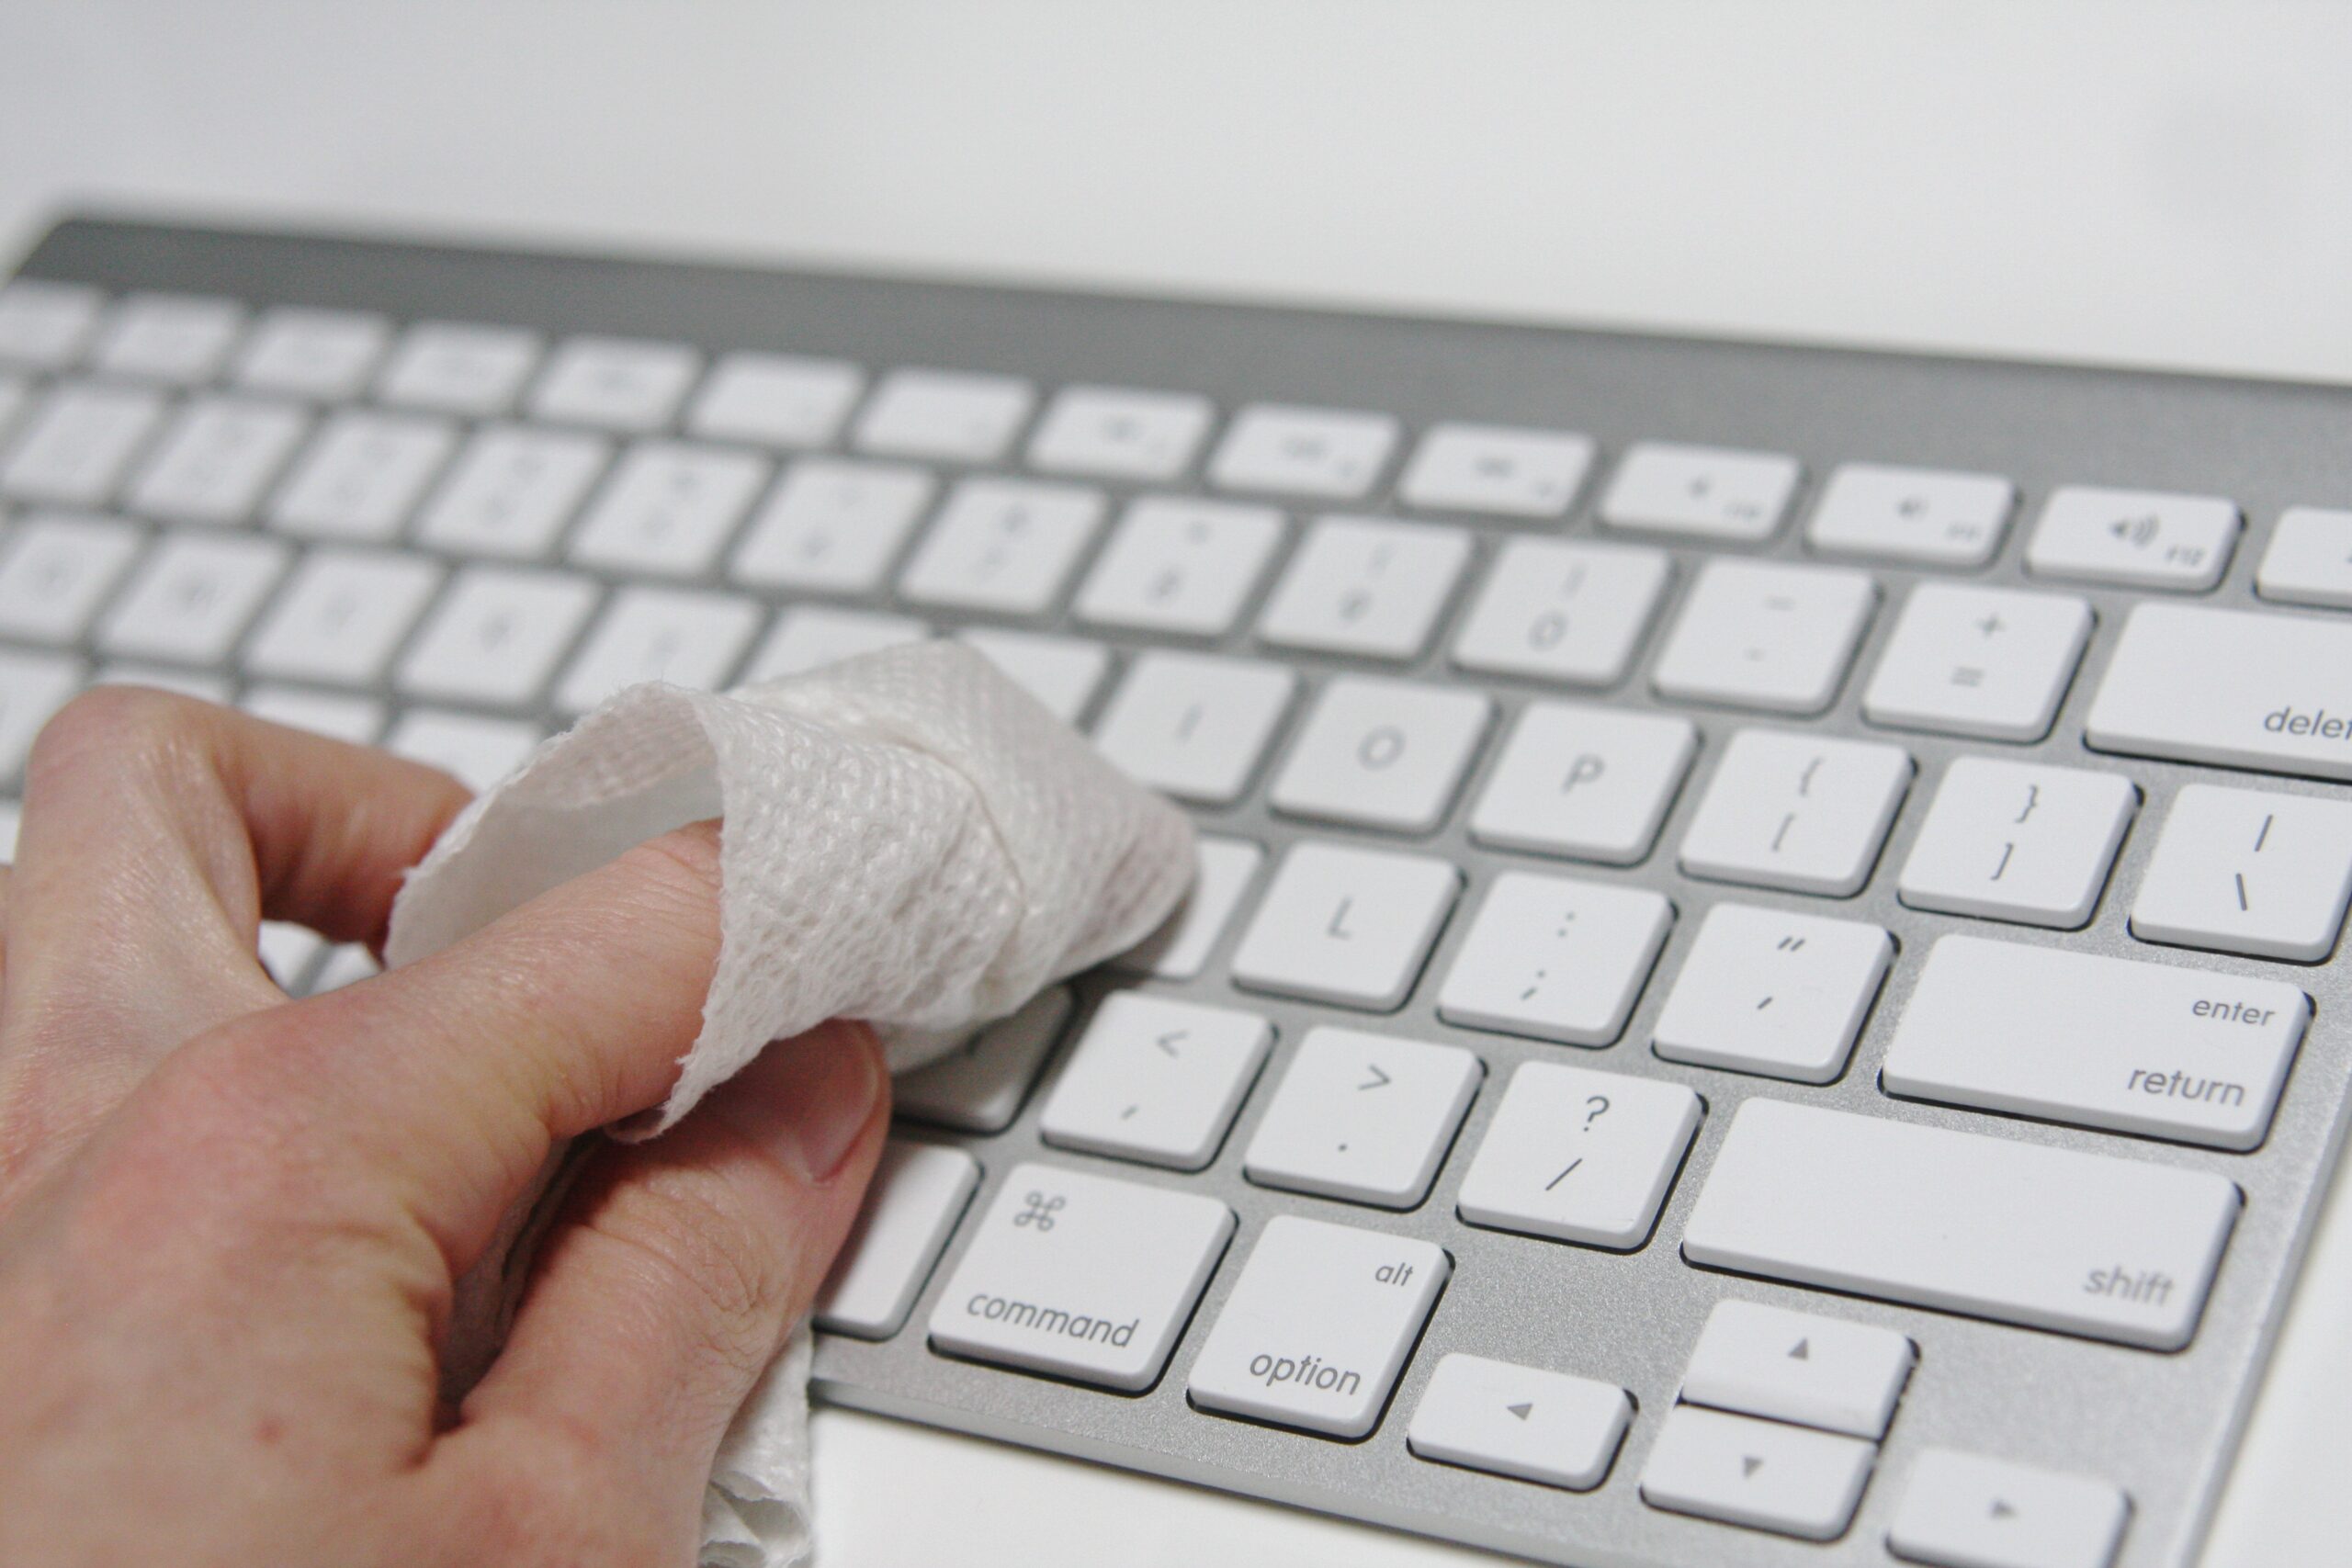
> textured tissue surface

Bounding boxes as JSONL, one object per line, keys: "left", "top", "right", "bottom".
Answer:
{"left": 382, "top": 641, "right": 1196, "bottom": 1567}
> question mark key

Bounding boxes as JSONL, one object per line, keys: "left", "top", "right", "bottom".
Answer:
{"left": 1457, "top": 1061, "right": 1703, "bottom": 1249}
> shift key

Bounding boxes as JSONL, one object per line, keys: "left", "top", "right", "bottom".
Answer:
{"left": 928, "top": 1163, "right": 1234, "bottom": 1391}
{"left": 1684, "top": 1100, "right": 2239, "bottom": 1350}
{"left": 2088, "top": 603, "right": 2352, "bottom": 781}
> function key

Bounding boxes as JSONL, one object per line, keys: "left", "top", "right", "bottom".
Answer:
{"left": 1806, "top": 461, "right": 2015, "bottom": 567}
{"left": 685, "top": 352, "right": 864, "bottom": 448}
{"left": 526, "top": 335, "right": 703, "bottom": 433}
{"left": 1207, "top": 403, "right": 1396, "bottom": 499}
{"left": 852, "top": 367, "right": 1035, "bottom": 463}
{"left": 1600, "top": 441, "right": 1800, "bottom": 543}
{"left": 2026, "top": 484, "right": 2240, "bottom": 591}
{"left": 1397, "top": 422, "right": 1593, "bottom": 518}
{"left": 232, "top": 308, "right": 392, "bottom": 400}
{"left": 2255, "top": 505, "right": 2352, "bottom": 609}
{"left": 1026, "top": 385, "right": 1215, "bottom": 481}
{"left": 0, "top": 280, "right": 106, "bottom": 369}
{"left": 89, "top": 293, "right": 245, "bottom": 384}
{"left": 378, "top": 321, "right": 542, "bottom": 416}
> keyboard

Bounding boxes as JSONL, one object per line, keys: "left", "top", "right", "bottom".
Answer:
{"left": 5, "top": 217, "right": 2350, "bottom": 1568}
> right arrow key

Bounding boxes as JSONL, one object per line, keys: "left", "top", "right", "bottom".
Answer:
{"left": 1888, "top": 1449, "right": 2130, "bottom": 1568}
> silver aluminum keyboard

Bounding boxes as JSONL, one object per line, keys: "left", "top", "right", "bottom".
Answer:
{"left": 6, "top": 217, "right": 2352, "bottom": 1568}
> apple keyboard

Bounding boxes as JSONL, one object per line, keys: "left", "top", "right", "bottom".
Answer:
{"left": 6, "top": 216, "right": 2352, "bottom": 1568}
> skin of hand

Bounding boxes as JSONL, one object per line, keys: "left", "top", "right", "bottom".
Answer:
{"left": 0, "top": 687, "right": 890, "bottom": 1568}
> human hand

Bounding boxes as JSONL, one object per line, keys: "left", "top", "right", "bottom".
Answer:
{"left": 0, "top": 688, "right": 888, "bottom": 1567}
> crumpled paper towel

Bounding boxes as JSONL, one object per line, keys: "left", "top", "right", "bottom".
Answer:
{"left": 381, "top": 639, "right": 1196, "bottom": 1567}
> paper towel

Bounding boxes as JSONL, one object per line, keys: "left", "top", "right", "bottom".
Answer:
{"left": 382, "top": 640, "right": 1197, "bottom": 1566}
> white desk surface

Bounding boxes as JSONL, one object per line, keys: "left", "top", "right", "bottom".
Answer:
{"left": 5, "top": 4, "right": 2349, "bottom": 1562}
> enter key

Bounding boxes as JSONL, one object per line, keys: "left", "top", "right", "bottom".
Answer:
{"left": 1882, "top": 934, "right": 2308, "bottom": 1151}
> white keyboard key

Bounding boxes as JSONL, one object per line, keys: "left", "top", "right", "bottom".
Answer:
{"left": 565, "top": 442, "right": 769, "bottom": 578}
{"left": 1091, "top": 651, "right": 1295, "bottom": 806}
{"left": 1242, "top": 1027, "right": 1480, "bottom": 1208}
{"left": 1600, "top": 442, "right": 1801, "bottom": 542}
{"left": 232, "top": 308, "right": 390, "bottom": 399}
{"left": 1639, "top": 1404, "right": 1874, "bottom": 1541}
{"left": 853, "top": 368, "right": 1034, "bottom": 463}
{"left": 897, "top": 478, "right": 1105, "bottom": 615}
{"left": 1207, "top": 404, "right": 1396, "bottom": 499}
{"left": 0, "top": 280, "right": 104, "bottom": 368}
{"left": 1679, "top": 729, "right": 1914, "bottom": 896}
{"left": 928, "top": 1161, "right": 1233, "bottom": 1392}
{"left": 1884, "top": 934, "right": 2306, "bottom": 1152}
{"left": 385, "top": 708, "right": 543, "bottom": 792}
{"left": 1468, "top": 703, "right": 1696, "bottom": 866}
{"left": 1652, "top": 904, "right": 1892, "bottom": 1083}
{"left": 1900, "top": 760, "right": 2135, "bottom": 928}
{"left": 307, "top": 943, "right": 383, "bottom": 994}
{"left": 243, "top": 549, "right": 445, "bottom": 686}
{"left": 266, "top": 411, "right": 457, "bottom": 542}
{"left": 1863, "top": 583, "right": 2093, "bottom": 742}
{"left": 1270, "top": 677, "right": 1490, "bottom": 833}
{"left": 956, "top": 628, "right": 1109, "bottom": 723}
{"left": 1118, "top": 836, "right": 1262, "bottom": 981}
{"left": 0, "top": 649, "right": 87, "bottom": 775}
{"left": 1230, "top": 841, "right": 1458, "bottom": 1010}
{"left": 526, "top": 335, "right": 701, "bottom": 433}
{"left": 1455, "top": 1061, "right": 1700, "bottom": 1248}
{"left": 814, "top": 1140, "right": 980, "bottom": 1339}
{"left": 1026, "top": 385, "right": 1215, "bottom": 481}
{"left": 1040, "top": 993, "right": 1272, "bottom": 1169}
{"left": 1680, "top": 1301, "right": 1915, "bottom": 1439}
{"left": 1450, "top": 538, "right": 1669, "bottom": 686}
{"left": 893, "top": 989, "right": 1072, "bottom": 1134}
{"left": 90, "top": 294, "right": 243, "bottom": 383}
{"left": 1437, "top": 873, "right": 1671, "bottom": 1046}
{"left": 1688, "top": 1098, "right": 2240, "bottom": 1348}
{"left": 2028, "top": 485, "right": 2240, "bottom": 591}
{"left": 1807, "top": 462, "right": 2016, "bottom": 567}
{"left": 2256, "top": 505, "right": 2352, "bottom": 609}
{"left": 1398, "top": 423, "right": 1593, "bottom": 518}
{"left": 394, "top": 567, "right": 599, "bottom": 707}
{"left": 377, "top": 321, "right": 541, "bottom": 415}
{"left": 415, "top": 425, "right": 611, "bottom": 559}
{"left": 257, "top": 920, "right": 325, "bottom": 989}
{"left": 2088, "top": 603, "right": 2352, "bottom": 782}
{"left": 1652, "top": 558, "right": 1877, "bottom": 715}
{"left": 1257, "top": 515, "right": 1471, "bottom": 661}
{"left": 738, "top": 605, "right": 926, "bottom": 683}
{"left": 553, "top": 587, "right": 762, "bottom": 713}
{"left": 1407, "top": 1354, "right": 1631, "bottom": 1491}
{"left": 1187, "top": 1214, "right": 1446, "bottom": 1437}
{"left": 1073, "top": 497, "right": 1283, "bottom": 637}
{"left": 0, "top": 513, "right": 143, "bottom": 644}
{"left": 1889, "top": 1450, "right": 2130, "bottom": 1568}
{"left": 95, "top": 664, "right": 232, "bottom": 703}
{"left": 241, "top": 685, "right": 385, "bottom": 745}
{"left": 96, "top": 535, "right": 288, "bottom": 664}
{"left": 124, "top": 397, "right": 309, "bottom": 524}
{"left": 728, "top": 457, "right": 935, "bottom": 593}
{"left": 0, "top": 383, "right": 167, "bottom": 505}
{"left": 2132, "top": 784, "right": 2352, "bottom": 962}
{"left": 685, "top": 353, "right": 864, "bottom": 448}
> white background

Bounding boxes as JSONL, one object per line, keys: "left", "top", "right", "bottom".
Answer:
{"left": 4, "top": 3, "right": 2349, "bottom": 1563}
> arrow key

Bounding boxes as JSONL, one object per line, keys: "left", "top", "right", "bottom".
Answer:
{"left": 1888, "top": 1449, "right": 2128, "bottom": 1568}
{"left": 1407, "top": 1352, "right": 1631, "bottom": 1491}
{"left": 1680, "top": 1299, "right": 1916, "bottom": 1439}
{"left": 1640, "top": 1405, "right": 1875, "bottom": 1540}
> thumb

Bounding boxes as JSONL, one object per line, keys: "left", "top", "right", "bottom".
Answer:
{"left": 429, "top": 1021, "right": 888, "bottom": 1559}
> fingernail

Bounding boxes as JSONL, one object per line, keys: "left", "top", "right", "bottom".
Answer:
{"left": 729, "top": 1022, "right": 884, "bottom": 1183}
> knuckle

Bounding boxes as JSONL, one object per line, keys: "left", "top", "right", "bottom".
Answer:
{"left": 25, "top": 685, "right": 217, "bottom": 791}
{"left": 584, "top": 1164, "right": 797, "bottom": 1377}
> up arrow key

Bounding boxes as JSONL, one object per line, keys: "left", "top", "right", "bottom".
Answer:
{"left": 1506, "top": 1401, "right": 1532, "bottom": 1421}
